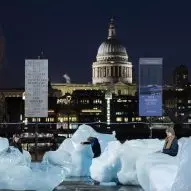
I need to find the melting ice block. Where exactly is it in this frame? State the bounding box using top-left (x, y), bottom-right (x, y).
top-left (171, 138), bottom-right (191, 191)
top-left (42, 124), bottom-right (116, 178)
top-left (136, 137), bottom-right (189, 191)
top-left (0, 137), bottom-right (9, 153)
top-left (90, 141), bottom-right (122, 182)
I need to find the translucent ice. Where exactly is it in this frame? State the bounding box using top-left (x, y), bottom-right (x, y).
top-left (90, 141), bottom-right (122, 182)
top-left (43, 124), bottom-right (117, 178)
top-left (0, 137), bottom-right (9, 153)
top-left (136, 137), bottom-right (189, 191)
top-left (90, 138), bottom-right (164, 184)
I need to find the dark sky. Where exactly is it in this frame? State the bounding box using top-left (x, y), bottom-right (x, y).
top-left (0, 1), bottom-right (191, 88)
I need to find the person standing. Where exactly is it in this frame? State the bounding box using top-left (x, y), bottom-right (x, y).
top-left (87, 137), bottom-right (101, 158)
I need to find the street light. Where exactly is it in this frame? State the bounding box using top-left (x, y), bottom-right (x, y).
top-left (105, 91), bottom-right (112, 129)
top-left (66, 95), bottom-right (72, 138)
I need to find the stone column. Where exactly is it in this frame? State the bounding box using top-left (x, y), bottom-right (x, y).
top-left (106, 66), bottom-right (109, 77)
top-left (93, 68), bottom-right (95, 78)
top-left (125, 67), bottom-right (127, 78)
top-left (130, 67), bottom-right (132, 78)
top-left (95, 67), bottom-right (98, 78)
top-left (100, 67), bottom-right (103, 78)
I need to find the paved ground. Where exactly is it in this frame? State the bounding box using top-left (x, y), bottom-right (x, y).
top-left (53, 177), bottom-right (143, 191)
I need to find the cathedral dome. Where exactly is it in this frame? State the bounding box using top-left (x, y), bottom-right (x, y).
top-left (96, 18), bottom-right (128, 61)
top-left (97, 38), bottom-right (127, 57)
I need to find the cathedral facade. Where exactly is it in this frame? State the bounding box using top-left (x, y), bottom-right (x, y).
top-left (52, 18), bottom-right (136, 96)
top-left (92, 18), bottom-right (132, 84)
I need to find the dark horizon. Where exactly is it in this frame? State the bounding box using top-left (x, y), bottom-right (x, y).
top-left (0, 1), bottom-right (191, 88)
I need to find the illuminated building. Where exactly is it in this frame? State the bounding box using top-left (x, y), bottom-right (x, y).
top-left (0, 19), bottom-right (137, 127)
top-left (111, 95), bottom-right (141, 124)
top-left (52, 18), bottom-right (136, 96)
top-left (173, 65), bottom-right (189, 88)
top-left (92, 18), bottom-right (132, 84)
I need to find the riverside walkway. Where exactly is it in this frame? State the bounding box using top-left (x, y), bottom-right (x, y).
top-left (53, 177), bottom-right (143, 191)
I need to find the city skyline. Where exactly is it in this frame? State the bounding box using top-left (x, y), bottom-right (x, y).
top-left (0, 1), bottom-right (191, 87)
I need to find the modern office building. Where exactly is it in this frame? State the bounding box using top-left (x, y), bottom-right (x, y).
top-left (173, 65), bottom-right (189, 88)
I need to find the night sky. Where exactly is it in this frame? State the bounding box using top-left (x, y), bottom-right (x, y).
top-left (0, 1), bottom-right (191, 88)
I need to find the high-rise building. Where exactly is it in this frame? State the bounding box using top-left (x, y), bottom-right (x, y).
top-left (173, 65), bottom-right (189, 88)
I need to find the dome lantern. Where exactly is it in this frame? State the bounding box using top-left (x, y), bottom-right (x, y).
top-left (108, 18), bottom-right (116, 39)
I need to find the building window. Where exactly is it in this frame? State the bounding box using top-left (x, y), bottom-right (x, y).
top-left (63, 117), bottom-right (68, 121)
top-left (58, 117), bottom-right (64, 122)
top-left (115, 66), bottom-right (118, 77)
top-left (119, 66), bottom-right (121, 77)
top-left (124, 117), bottom-right (128, 122)
top-left (136, 117), bottom-right (142, 121)
top-left (111, 67), bottom-right (113, 77)
top-left (116, 117), bottom-right (122, 122)
top-left (188, 100), bottom-right (191, 104)
top-left (71, 117), bottom-right (77, 122)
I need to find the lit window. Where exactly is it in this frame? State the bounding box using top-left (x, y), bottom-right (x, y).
top-left (136, 117), bottom-right (141, 121)
top-left (188, 100), bottom-right (191, 104)
top-left (58, 117), bottom-right (64, 122)
top-left (188, 119), bottom-right (191, 123)
top-left (71, 117), bottom-right (77, 122)
top-left (124, 118), bottom-right (128, 122)
top-left (63, 117), bottom-right (68, 121)
top-left (132, 117), bottom-right (135, 122)
top-left (116, 117), bottom-right (122, 122)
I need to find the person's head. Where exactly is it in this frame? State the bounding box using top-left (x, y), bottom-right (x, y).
top-left (87, 137), bottom-right (93, 142)
top-left (13, 134), bottom-right (20, 143)
top-left (166, 127), bottom-right (175, 137)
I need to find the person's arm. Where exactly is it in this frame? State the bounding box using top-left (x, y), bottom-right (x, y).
top-left (81, 141), bottom-right (91, 145)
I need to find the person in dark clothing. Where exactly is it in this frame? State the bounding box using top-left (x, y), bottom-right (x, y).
top-left (10, 134), bottom-right (23, 153)
top-left (87, 137), bottom-right (101, 158)
top-left (81, 137), bottom-right (101, 158)
top-left (162, 127), bottom-right (178, 157)
top-left (50, 136), bottom-right (58, 151)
